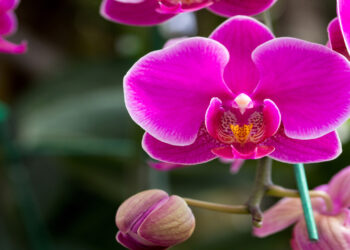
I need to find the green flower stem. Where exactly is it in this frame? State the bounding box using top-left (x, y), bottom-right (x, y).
top-left (185, 158), bottom-right (273, 221)
top-left (246, 157), bottom-right (273, 227)
top-left (267, 184), bottom-right (333, 212)
top-left (184, 198), bottom-right (249, 214)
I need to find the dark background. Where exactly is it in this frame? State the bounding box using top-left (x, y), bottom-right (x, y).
top-left (0, 0), bottom-right (346, 249)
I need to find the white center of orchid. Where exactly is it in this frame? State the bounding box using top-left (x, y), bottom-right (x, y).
top-left (234, 93), bottom-right (253, 115)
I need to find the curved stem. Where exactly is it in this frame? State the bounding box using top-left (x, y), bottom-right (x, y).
top-left (267, 185), bottom-right (333, 212)
top-left (184, 198), bottom-right (249, 214)
top-left (246, 157), bottom-right (272, 227)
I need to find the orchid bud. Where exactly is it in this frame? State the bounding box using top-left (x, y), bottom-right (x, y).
top-left (116, 189), bottom-right (195, 250)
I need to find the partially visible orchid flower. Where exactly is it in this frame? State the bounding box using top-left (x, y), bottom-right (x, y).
top-left (327, 0), bottom-right (349, 59)
top-left (148, 158), bottom-right (244, 173)
top-left (0, 0), bottom-right (26, 54)
top-left (116, 189), bottom-right (195, 249)
top-left (254, 166), bottom-right (350, 249)
top-left (148, 161), bottom-right (184, 171)
top-left (124, 16), bottom-right (350, 165)
top-left (219, 158), bottom-right (244, 174)
top-left (100, 0), bottom-right (276, 26)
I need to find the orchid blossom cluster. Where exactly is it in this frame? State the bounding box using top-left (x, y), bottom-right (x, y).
top-left (99, 0), bottom-right (350, 249)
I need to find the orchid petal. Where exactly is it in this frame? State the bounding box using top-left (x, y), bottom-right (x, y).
top-left (163, 37), bottom-right (188, 48)
top-left (148, 161), bottom-right (184, 171)
top-left (0, 0), bottom-right (18, 13)
top-left (253, 38), bottom-right (350, 140)
top-left (328, 166), bottom-right (350, 209)
top-left (208, 0), bottom-right (276, 17)
top-left (291, 210), bottom-right (350, 250)
top-left (328, 18), bottom-right (350, 59)
top-left (205, 97), bottom-right (225, 142)
top-left (0, 37), bottom-right (26, 54)
top-left (158, 0), bottom-right (212, 14)
top-left (125, 37), bottom-right (232, 146)
top-left (209, 16), bottom-right (274, 94)
top-left (0, 11), bottom-right (16, 35)
top-left (114, 0), bottom-right (144, 3)
top-left (229, 159), bottom-right (244, 174)
top-left (211, 146), bottom-right (234, 158)
top-left (254, 198), bottom-right (302, 237)
top-left (338, 0), bottom-right (350, 55)
top-left (212, 145), bottom-right (274, 159)
top-left (263, 99), bottom-right (281, 138)
top-left (100, 0), bottom-right (175, 26)
top-left (219, 158), bottom-right (244, 173)
top-left (265, 129), bottom-right (341, 164)
top-left (232, 144), bottom-right (274, 159)
top-left (142, 128), bottom-right (221, 165)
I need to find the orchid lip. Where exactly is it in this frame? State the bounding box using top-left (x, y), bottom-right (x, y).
top-left (205, 95), bottom-right (281, 157)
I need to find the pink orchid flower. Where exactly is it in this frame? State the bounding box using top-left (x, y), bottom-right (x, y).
top-left (0, 0), bottom-right (26, 54)
top-left (327, 0), bottom-right (350, 59)
top-left (100, 0), bottom-right (276, 26)
top-left (124, 16), bottom-right (350, 165)
top-left (254, 166), bottom-right (350, 249)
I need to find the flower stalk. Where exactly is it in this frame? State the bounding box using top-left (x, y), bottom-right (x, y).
top-left (183, 198), bottom-right (249, 214)
top-left (183, 157), bottom-right (333, 231)
top-left (185, 158), bottom-right (273, 224)
top-left (267, 185), bottom-right (333, 212)
top-left (246, 157), bottom-right (272, 227)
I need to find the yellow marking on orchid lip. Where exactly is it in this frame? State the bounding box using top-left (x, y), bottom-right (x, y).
top-left (230, 124), bottom-right (253, 144)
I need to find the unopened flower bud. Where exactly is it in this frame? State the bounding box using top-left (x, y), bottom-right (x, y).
top-left (116, 189), bottom-right (195, 250)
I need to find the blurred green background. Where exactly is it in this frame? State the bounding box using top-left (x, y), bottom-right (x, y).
top-left (0, 0), bottom-right (346, 249)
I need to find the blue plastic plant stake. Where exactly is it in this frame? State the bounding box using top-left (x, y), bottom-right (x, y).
top-left (293, 163), bottom-right (319, 241)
